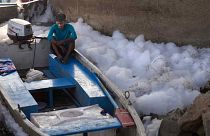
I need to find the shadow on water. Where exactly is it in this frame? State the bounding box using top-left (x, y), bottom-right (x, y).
top-left (0, 121), bottom-right (14, 136)
top-left (0, 102), bottom-right (14, 136)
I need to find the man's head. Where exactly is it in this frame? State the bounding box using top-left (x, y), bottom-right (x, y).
top-left (56, 13), bottom-right (66, 29)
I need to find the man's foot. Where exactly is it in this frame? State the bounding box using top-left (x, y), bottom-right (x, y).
top-left (55, 55), bottom-right (63, 63)
top-left (61, 58), bottom-right (68, 64)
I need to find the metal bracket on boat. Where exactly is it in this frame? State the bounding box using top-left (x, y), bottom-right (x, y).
top-left (18, 104), bottom-right (21, 112)
top-left (124, 91), bottom-right (130, 99)
top-left (15, 33), bottom-right (34, 49)
top-left (124, 91), bottom-right (132, 105)
top-left (17, 104), bottom-right (27, 119)
top-left (18, 40), bottom-right (34, 49)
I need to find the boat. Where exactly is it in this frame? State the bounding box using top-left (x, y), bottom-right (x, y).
top-left (0, 37), bottom-right (146, 136)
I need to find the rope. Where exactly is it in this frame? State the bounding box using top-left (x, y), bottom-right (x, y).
top-left (32, 37), bottom-right (37, 69)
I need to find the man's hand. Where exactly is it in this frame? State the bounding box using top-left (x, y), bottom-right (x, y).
top-left (51, 40), bottom-right (57, 45)
top-left (56, 41), bottom-right (61, 45)
top-left (52, 38), bottom-right (73, 46)
top-left (61, 38), bottom-right (73, 45)
top-left (52, 40), bottom-right (65, 46)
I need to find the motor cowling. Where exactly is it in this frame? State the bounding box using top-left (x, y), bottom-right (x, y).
top-left (7, 18), bottom-right (33, 42)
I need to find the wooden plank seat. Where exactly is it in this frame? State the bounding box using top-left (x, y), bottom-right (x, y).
top-left (24, 78), bottom-right (76, 107)
top-left (24, 77), bottom-right (76, 91)
top-left (0, 59), bottom-right (38, 119)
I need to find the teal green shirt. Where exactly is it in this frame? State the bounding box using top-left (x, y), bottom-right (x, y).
top-left (47, 23), bottom-right (77, 42)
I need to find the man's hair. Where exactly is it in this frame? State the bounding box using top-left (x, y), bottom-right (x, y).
top-left (56, 13), bottom-right (66, 22)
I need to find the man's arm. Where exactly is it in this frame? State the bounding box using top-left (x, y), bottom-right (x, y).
top-left (62, 38), bottom-right (74, 44)
top-left (47, 25), bottom-right (56, 42)
top-left (68, 24), bottom-right (77, 41)
top-left (70, 26), bottom-right (77, 40)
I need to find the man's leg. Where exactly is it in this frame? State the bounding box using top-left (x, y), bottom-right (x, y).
top-left (51, 42), bottom-right (63, 60)
top-left (62, 41), bottom-right (75, 63)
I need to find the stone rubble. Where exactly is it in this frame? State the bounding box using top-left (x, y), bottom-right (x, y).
top-left (159, 91), bottom-right (210, 136)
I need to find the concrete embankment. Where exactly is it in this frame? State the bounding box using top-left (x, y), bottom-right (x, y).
top-left (0, 4), bottom-right (18, 23)
top-left (50, 0), bottom-right (210, 47)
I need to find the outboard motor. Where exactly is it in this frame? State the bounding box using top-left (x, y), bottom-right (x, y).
top-left (7, 18), bottom-right (33, 49)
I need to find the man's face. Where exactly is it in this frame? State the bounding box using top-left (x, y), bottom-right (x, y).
top-left (56, 21), bottom-right (65, 29)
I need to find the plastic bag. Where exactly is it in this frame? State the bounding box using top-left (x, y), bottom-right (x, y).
top-left (24, 69), bottom-right (43, 83)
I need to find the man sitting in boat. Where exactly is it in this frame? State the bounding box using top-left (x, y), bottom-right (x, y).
top-left (48, 13), bottom-right (77, 64)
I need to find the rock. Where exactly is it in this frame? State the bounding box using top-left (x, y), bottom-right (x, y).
top-left (159, 91), bottom-right (210, 136)
top-left (158, 108), bottom-right (185, 136)
top-left (158, 119), bottom-right (180, 136)
top-left (200, 81), bottom-right (210, 93)
top-left (166, 108), bottom-right (185, 121)
top-left (178, 91), bottom-right (210, 132)
top-left (202, 111), bottom-right (210, 136)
